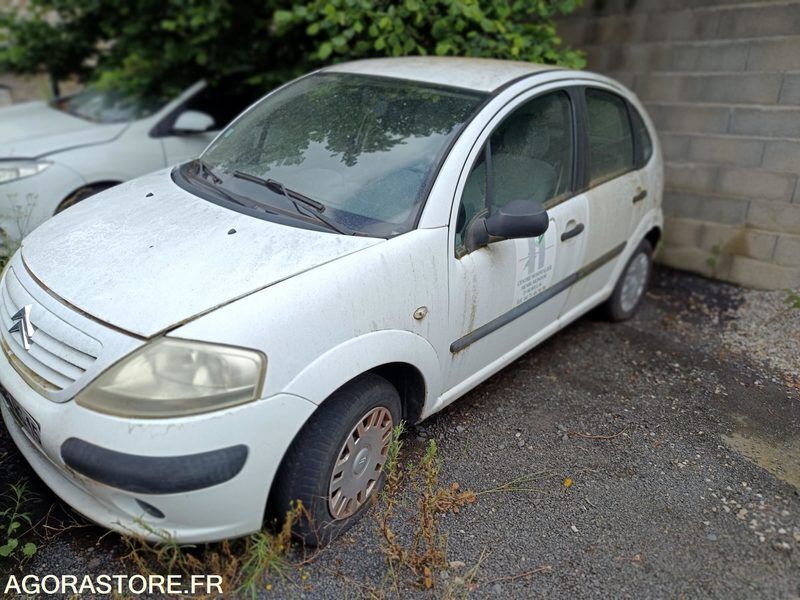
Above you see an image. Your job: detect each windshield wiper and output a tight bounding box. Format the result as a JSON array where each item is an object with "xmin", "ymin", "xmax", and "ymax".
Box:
[
  {"xmin": 197, "ymin": 159, "xmax": 223, "ymax": 184},
  {"xmin": 233, "ymin": 170, "xmax": 324, "ymax": 211},
  {"xmin": 232, "ymin": 170, "xmax": 354, "ymax": 235},
  {"xmin": 188, "ymin": 161, "xmax": 252, "ymax": 209}
]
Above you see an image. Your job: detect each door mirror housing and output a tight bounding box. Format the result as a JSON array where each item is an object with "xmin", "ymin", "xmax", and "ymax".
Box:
[
  {"xmin": 172, "ymin": 110, "xmax": 215, "ymax": 135},
  {"xmin": 486, "ymin": 199, "xmax": 549, "ymax": 239},
  {"xmin": 464, "ymin": 200, "xmax": 549, "ymax": 253}
]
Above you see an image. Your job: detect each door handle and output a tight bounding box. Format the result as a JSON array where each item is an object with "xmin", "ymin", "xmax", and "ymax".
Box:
[
  {"xmin": 561, "ymin": 223, "xmax": 585, "ymax": 241},
  {"xmin": 632, "ymin": 189, "xmax": 648, "ymax": 203}
]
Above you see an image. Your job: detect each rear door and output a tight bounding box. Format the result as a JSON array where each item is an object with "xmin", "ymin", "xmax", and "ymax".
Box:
[{"xmin": 561, "ymin": 87, "xmax": 641, "ymax": 314}]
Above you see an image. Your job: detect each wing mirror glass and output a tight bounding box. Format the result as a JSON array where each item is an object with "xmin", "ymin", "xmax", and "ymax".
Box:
[
  {"xmin": 465, "ymin": 199, "xmax": 549, "ymax": 252},
  {"xmin": 172, "ymin": 110, "xmax": 215, "ymax": 135}
]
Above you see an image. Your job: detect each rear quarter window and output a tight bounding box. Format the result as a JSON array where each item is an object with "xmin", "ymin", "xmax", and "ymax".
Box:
[{"xmin": 628, "ymin": 103, "xmax": 653, "ymax": 167}]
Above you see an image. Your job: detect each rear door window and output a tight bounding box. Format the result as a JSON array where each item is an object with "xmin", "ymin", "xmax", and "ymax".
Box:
[{"xmin": 585, "ymin": 89, "xmax": 635, "ymax": 185}]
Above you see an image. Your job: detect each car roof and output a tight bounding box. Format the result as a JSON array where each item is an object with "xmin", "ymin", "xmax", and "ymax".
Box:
[{"xmin": 323, "ymin": 57, "xmax": 561, "ymax": 93}]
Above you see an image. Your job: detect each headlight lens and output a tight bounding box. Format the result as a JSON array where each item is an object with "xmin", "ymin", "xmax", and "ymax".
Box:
[
  {"xmin": 76, "ymin": 338, "xmax": 266, "ymax": 418},
  {"xmin": 0, "ymin": 159, "xmax": 52, "ymax": 184}
]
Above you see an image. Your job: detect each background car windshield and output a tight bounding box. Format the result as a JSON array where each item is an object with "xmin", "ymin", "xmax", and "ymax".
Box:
[
  {"xmin": 55, "ymin": 88, "xmax": 164, "ymax": 123},
  {"xmin": 201, "ymin": 73, "xmax": 486, "ymax": 236}
]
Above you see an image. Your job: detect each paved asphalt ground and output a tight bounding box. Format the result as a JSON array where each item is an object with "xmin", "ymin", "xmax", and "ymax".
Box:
[{"xmin": 0, "ymin": 266, "xmax": 798, "ymax": 598}]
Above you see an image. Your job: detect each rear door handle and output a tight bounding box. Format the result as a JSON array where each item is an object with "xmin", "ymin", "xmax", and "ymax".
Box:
[
  {"xmin": 561, "ymin": 223, "xmax": 585, "ymax": 241},
  {"xmin": 632, "ymin": 189, "xmax": 648, "ymax": 203}
]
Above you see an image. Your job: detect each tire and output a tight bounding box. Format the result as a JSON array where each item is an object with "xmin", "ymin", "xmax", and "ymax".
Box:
[
  {"xmin": 268, "ymin": 373, "xmax": 401, "ymax": 546},
  {"xmin": 602, "ymin": 238, "xmax": 653, "ymax": 322},
  {"xmin": 56, "ymin": 183, "xmax": 116, "ymax": 214}
]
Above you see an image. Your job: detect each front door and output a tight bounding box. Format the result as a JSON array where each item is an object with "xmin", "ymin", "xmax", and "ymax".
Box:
[{"xmin": 445, "ymin": 88, "xmax": 588, "ymax": 394}]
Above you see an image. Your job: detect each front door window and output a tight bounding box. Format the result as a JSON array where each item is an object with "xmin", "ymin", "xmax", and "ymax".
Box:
[{"xmin": 455, "ymin": 91, "xmax": 574, "ymax": 253}]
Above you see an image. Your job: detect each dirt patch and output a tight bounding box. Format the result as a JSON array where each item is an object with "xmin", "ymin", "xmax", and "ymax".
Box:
[{"xmin": 723, "ymin": 414, "xmax": 800, "ymax": 490}]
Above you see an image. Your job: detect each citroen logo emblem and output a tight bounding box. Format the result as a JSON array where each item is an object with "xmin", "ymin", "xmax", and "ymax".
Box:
[{"xmin": 9, "ymin": 305, "xmax": 35, "ymax": 351}]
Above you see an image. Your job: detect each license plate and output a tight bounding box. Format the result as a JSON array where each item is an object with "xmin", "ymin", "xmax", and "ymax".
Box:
[{"xmin": 1, "ymin": 389, "xmax": 41, "ymax": 447}]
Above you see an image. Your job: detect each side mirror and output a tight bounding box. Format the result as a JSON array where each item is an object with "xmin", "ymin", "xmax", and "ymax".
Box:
[
  {"xmin": 172, "ymin": 110, "xmax": 215, "ymax": 135},
  {"xmin": 465, "ymin": 199, "xmax": 549, "ymax": 252}
]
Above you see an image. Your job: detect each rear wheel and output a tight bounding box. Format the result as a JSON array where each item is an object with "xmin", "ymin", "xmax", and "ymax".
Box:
[
  {"xmin": 602, "ymin": 238, "xmax": 652, "ymax": 322},
  {"xmin": 269, "ymin": 373, "xmax": 400, "ymax": 546}
]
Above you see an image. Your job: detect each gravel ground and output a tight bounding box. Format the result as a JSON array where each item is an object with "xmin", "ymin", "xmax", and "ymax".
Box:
[
  {"xmin": 723, "ymin": 287, "xmax": 800, "ymax": 383},
  {"xmin": 0, "ymin": 266, "xmax": 798, "ymax": 599}
]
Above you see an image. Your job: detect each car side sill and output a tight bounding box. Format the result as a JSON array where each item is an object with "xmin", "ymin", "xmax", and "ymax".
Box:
[{"xmin": 429, "ymin": 282, "xmax": 617, "ymax": 420}]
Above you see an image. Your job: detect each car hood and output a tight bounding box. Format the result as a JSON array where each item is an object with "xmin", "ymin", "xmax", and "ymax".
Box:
[
  {"xmin": 21, "ymin": 171, "xmax": 382, "ymax": 338},
  {"xmin": 0, "ymin": 101, "xmax": 127, "ymax": 157}
]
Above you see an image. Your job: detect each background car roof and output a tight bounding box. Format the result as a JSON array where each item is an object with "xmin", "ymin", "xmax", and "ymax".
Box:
[{"xmin": 324, "ymin": 57, "xmax": 559, "ymax": 93}]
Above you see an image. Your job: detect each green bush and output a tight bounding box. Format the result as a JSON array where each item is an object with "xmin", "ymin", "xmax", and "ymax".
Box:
[
  {"xmin": 276, "ymin": 0, "xmax": 584, "ymax": 66},
  {"xmin": 0, "ymin": 0, "xmax": 583, "ymax": 98}
]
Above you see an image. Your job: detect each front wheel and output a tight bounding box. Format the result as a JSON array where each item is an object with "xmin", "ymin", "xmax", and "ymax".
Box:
[
  {"xmin": 268, "ymin": 373, "xmax": 401, "ymax": 546},
  {"xmin": 602, "ymin": 238, "xmax": 652, "ymax": 322}
]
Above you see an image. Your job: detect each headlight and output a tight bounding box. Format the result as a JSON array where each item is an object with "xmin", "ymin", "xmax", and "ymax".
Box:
[
  {"xmin": 0, "ymin": 159, "xmax": 52, "ymax": 184},
  {"xmin": 76, "ymin": 338, "xmax": 266, "ymax": 418}
]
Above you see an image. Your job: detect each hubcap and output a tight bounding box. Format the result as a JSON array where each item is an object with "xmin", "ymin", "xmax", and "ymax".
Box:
[
  {"xmin": 620, "ymin": 252, "xmax": 649, "ymax": 313},
  {"xmin": 328, "ymin": 406, "xmax": 393, "ymax": 520}
]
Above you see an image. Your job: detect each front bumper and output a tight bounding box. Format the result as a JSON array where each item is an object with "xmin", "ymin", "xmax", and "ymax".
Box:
[{"xmin": 0, "ymin": 349, "xmax": 316, "ymax": 543}]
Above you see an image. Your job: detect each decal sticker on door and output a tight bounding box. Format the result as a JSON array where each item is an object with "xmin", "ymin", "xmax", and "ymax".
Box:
[{"xmin": 514, "ymin": 220, "xmax": 557, "ymax": 305}]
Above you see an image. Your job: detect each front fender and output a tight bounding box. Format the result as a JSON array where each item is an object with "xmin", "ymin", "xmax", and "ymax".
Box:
[{"xmin": 282, "ymin": 329, "xmax": 441, "ymax": 412}]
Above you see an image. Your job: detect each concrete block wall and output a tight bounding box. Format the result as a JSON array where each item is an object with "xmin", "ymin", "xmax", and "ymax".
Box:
[
  {"xmin": 558, "ymin": 0, "xmax": 800, "ymax": 289},
  {"xmin": 0, "ymin": 74, "xmax": 52, "ymax": 106}
]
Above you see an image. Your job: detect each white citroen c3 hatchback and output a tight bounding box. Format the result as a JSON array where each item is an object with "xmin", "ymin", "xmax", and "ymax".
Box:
[{"xmin": 0, "ymin": 57, "xmax": 663, "ymax": 545}]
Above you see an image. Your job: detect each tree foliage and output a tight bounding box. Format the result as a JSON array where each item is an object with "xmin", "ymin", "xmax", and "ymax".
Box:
[
  {"xmin": 0, "ymin": 0, "xmax": 583, "ymax": 98},
  {"xmin": 0, "ymin": 0, "xmax": 297, "ymax": 97}
]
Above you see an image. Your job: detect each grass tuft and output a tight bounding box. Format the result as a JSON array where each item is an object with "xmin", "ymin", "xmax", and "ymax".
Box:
[
  {"xmin": 783, "ymin": 288, "xmax": 800, "ymax": 310},
  {"xmin": 376, "ymin": 426, "xmax": 477, "ymax": 590},
  {"xmin": 0, "ymin": 480, "xmax": 39, "ymax": 562},
  {"xmin": 124, "ymin": 501, "xmax": 306, "ymax": 598}
]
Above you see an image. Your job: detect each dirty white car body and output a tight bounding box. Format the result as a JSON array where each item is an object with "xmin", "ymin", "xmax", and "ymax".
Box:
[
  {"xmin": 0, "ymin": 82, "xmax": 251, "ymax": 241},
  {"xmin": 0, "ymin": 58, "xmax": 663, "ymax": 543}
]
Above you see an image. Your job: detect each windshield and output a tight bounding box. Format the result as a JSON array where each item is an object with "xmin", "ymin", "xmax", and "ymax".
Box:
[
  {"xmin": 54, "ymin": 88, "xmax": 165, "ymax": 123},
  {"xmin": 192, "ymin": 73, "xmax": 487, "ymax": 236}
]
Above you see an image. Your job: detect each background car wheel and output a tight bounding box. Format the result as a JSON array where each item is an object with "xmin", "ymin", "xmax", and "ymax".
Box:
[
  {"xmin": 602, "ymin": 238, "xmax": 653, "ymax": 322},
  {"xmin": 56, "ymin": 183, "xmax": 117, "ymax": 214},
  {"xmin": 269, "ymin": 373, "xmax": 401, "ymax": 546}
]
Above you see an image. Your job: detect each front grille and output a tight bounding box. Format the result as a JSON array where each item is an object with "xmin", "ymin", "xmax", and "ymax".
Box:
[{"xmin": 0, "ymin": 267, "xmax": 101, "ymax": 392}]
